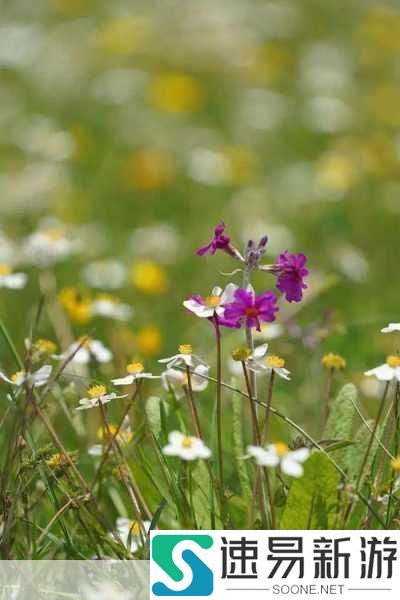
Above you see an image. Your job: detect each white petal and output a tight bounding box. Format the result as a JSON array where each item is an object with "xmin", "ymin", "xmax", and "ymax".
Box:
[
  {"xmin": 252, "ymin": 344, "xmax": 269, "ymax": 359},
  {"xmin": 90, "ymin": 340, "xmax": 112, "ymax": 363},
  {"xmin": 158, "ymin": 354, "xmax": 177, "ymax": 364},
  {"xmin": 365, "ymin": 364, "xmax": 395, "ymax": 381},
  {"xmin": 247, "ymin": 445, "xmax": 279, "ymax": 467},
  {"xmin": 382, "ymin": 323, "xmax": 400, "ymax": 333},
  {"xmin": 289, "ymin": 448, "xmax": 310, "ymax": 463},
  {"xmin": 276, "ymin": 367, "xmax": 291, "ymax": 380},
  {"xmin": 112, "ymin": 375, "xmax": 135, "ymax": 386},
  {"xmin": 69, "ymin": 347, "xmax": 90, "ymax": 364},
  {"xmin": 183, "ymin": 299, "xmax": 211, "ymax": 317},
  {"xmin": 211, "ymin": 286, "xmax": 222, "ymax": 297},
  {"xmin": 168, "ymin": 431, "xmax": 184, "ymax": 445},
  {"xmin": 281, "ymin": 457, "xmax": 304, "ymax": 478},
  {"xmin": 4, "ymin": 273, "xmax": 27, "ymax": 289},
  {"xmin": 220, "ymin": 283, "xmax": 239, "ymax": 304},
  {"xmin": 31, "ymin": 365, "xmax": 52, "ymax": 386},
  {"xmin": 0, "ymin": 371, "xmax": 15, "ymax": 384}
]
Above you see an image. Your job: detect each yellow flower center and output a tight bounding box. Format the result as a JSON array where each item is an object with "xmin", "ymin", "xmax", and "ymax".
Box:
[
  {"xmin": 97, "ymin": 424, "xmax": 118, "ymax": 441},
  {"xmin": 35, "ymin": 339, "xmax": 57, "ymax": 355},
  {"xmin": 130, "ymin": 520, "xmax": 141, "ymax": 536},
  {"xmin": 321, "ymin": 353, "xmax": 346, "ymax": 370},
  {"xmin": 131, "ymin": 261, "xmax": 168, "ymax": 295},
  {"xmin": 46, "ymin": 453, "xmax": 63, "ymax": 469},
  {"xmin": 274, "ymin": 442, "xmax": 289, "ymax": 457},
  {"xmin": 87, "ymin": 384, "xmax": 107, "ymax": 399},
  {"xmin": 96, "ymin": 293, "xmax": 118, "ymax": 304},
  {"xmin": 179, "ymin": 344, "xmax": 192, "ymax": 355},
  {"xmin": 45, "ymin": 228, "xmax": 64, "ymax": 243},
  {"xmin": 266, "ymin": 355, "xmax": 286, "ymax": 369},
  {"xmin": 11, "ymin": 371, "xmax": 24, "ymax": 383},
  {"xmin": 387, "ymin": 355, "xmax": 400, "ymax": 368},
  {"xmin": 127, "ymin": 362, "xmax": 144, "ymax": 374},
  {"xmin": 0, "ymin": 263, "xmax": 11, "ymax": 276},
  {"xmin": 231, "ymin": 346, "xmax": 251, "ymax": 362},
  {"xmin": 204, "ymin": 295, "xmax": 221, "ymax": 309},
  {"xmin": 181, "ymin": 436, "xmax": 193, "ymax": 449},
  {"xmin": 59, "ymin": 288, "xmax": 92, "ymax": 324},
  {"xmin": 391, "ymin": 456, "xmax": 400, "ymax": 472}
]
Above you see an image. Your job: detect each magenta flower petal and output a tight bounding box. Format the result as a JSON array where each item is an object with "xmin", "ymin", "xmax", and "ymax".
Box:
[
  {"xmin": 275, "ymin": 251, "xmax": 309, "ymax": 303},
  {"xmin": 196, "ymin": 222, "xmax": 232, "ymax": 257},
  {"xmin": 223, "ymin": 287, "xmax": 278, "ymax": 331}
]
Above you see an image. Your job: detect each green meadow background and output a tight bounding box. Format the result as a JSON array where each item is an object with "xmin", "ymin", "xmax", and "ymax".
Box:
[{"xmin": 1, "ymin": 0, "xmax": 400, "ymax": 439}]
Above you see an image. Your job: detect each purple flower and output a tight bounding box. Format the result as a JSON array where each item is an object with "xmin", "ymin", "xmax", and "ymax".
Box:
[
  {"xmin": 223, "ymin": 287, "xmax": 278, "ymax": 332},
  {"xmin": 196, "ymin": 223, "xmax": 233, "ymax": 257},
  {"xmin": 275, "ymin": 252, "xmax": 309, "ymax": 303}
]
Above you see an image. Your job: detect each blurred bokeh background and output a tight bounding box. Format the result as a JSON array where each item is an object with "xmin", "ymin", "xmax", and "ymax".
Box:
[{"xmin": 1, "ymin": 0, "xmax": 400, "ymax": 434}]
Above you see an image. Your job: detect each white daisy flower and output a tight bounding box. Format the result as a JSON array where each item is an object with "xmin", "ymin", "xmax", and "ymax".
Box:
[
  {"xmin": 161, "ymin": 365, "xmax": 209, "ymax": 400},
  {"xmin": 76, "ymin": 384, "xmax": 127, "ymax": 411},
  {"xmin": 0, "ymin": 365, "xmax": 52, "ymax": 388},
  {"xmin": 183, "ymin": 283, "xmax": 238, "ymax": 319},
  {"xmin": 115, "ymin": 517, "xmax": 151, "ymax": 553},
  {"xmin": 112, "ymin": 362, "xmax": 160, "ymax": 386},
  {"xmin": 158, "ymin": 344, "xmax": 208, "ymax": 369},
  {"xmin": 382, "ymin": 323, "xmax": 400, "ymax": 334},
  {"xmin": 246, "ymin": 344, "xmax": 291, "ymax": 380},
  {"xmin": 22, "ymin": 222, "xmax": 80, "ymax": 267},
  {"xmin": 92, "ymin": 294, "xmax": 133, "ymax": 321},
  {"xmin": 247, "ymin": 443, "xmax": 310, "ymax": 478},
  {"xmin": 0, "ymin": 263, "xmax": 27, "ymax": 289},
  {"xmin": 57, "ymin": 337, "xmax": 112, "ymax": 365},
  {"xmin": 83, "ymin": 259, "xmax": 127, "ymax": 290},
  {"xmin": 365, "ymin": 355, "xmax": 400, "ymax": 382},
  {"xmin": 163, "ymin": 431, "xmax": 211, "ymax": 461}
]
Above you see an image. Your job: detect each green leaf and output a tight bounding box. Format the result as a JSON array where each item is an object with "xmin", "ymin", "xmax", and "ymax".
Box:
[
  {"xmin": 324, "ymin": 384, "xmax": 356, "ymax": 465},
  {"xmin": 231, "ymin": 384, "xmax": 251, "ymax": 497},
  {"xmin": 146, "ymin": 396, "xmax": 166, "ymax": 438},
  {"xmin": 281, "ymin": 452, "xmax": 339, "ymax": 529}
]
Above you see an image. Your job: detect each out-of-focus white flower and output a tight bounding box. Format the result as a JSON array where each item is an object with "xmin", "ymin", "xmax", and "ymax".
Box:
[
  {"xmin": 0, "ymin": 231, "xmax": 16, "ymax": 263},
  {"xmin": 129, "ymin": 223, "xmax": 180, "ymax": 264},
  {"xmin": 187, "ymin": 147, "xmax": 232, "ymax": 186},
  {"xmin": 183, "ymin": 284, "xmax": 238, "ymax": 319},
  {"xmin": 247, "ymin": 344, "xmax": 291, "ymax": 380},
  {"xmin": 112, "ymin": 362, "xmax": 159, "ymax": 386},
  {"xmin": 247, "ymin": 443, "xmax": 310, "ymax": 477},
  {"xmin": 115, "ymin": 517, "xmax": 151, "ymax": 553},
  {"xmin": 88, "ymin": 444, "xmax": 103, "ymax": 457},
  {"xmin": 0, "ymin": 264, "xmax": 27, "ymax": 289},
  {"xmin": 76, "ymin": 384, "xmax": 127, "ymax": 411},
  {"xmin": 22, "ymin": 220, "xmax": 80, "ymax": 267},
  {"xmin": 57, "ymin": 338, "xmax": 112, "ymax": 365},
  {"xmin": 359, "ymin": 376, "xmax": 384, "ymax": 399},
  {"xmin": 365, "ymin": 356, "xmax": 400, "ymax": 382},
  {"xmin": 163, "ymin": 431, "xmax": 211, "ymax": 461},
  {"xmin": 382, "ymin": 323, "xmax": 400, "ymax": 334},
  {"xmin": 258, "ymin": 322, "xmax": 284, "ymax": 341},
  {"xmin": 12, "ymin": 117, "xmax": 74, "ymax": 162},
  {"xmin": 92, "ymin": 294, "xmax": 133, "ymax": 321},
  {"xmin": 162, "ymin": 365, "xmax": 209, "ymax": 400},
  {"xmin": 159, "ymin": 344, "xmax": 208, "ymax": 369},
  {"xmin": 332, "ymin": 244, "xmax": 369, "ymax": 282},
  {"xmin": 83, "ymin": 259, "xmax": 127, "ymax": 289},
  {"xmin": 0, "ymin": 365, "xmax": 52, "ymax": 388}
]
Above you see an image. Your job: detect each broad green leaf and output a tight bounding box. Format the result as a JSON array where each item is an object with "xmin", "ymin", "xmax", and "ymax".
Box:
[
  {"xmin": 145, "ymin": 396, "xmax": 164, "ymax": 438},
  {"xmin": 281, "ymin": 452, "xmax": 339, "ymax": 529},
  {"xmin": 324, "ymin": 384, "xmax": 356, "ymax": 465},
  {"xmin": 231, "ymin": 384, "xmax": 251, "ymax": 497}
]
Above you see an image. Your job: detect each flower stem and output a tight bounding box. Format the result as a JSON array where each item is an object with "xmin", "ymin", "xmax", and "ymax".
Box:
[
  {"xmin": 321, "ymin": 367, "xmax": 334, "ymax": 434},
  {"xmin": 386, "ymin": 382, "xmax": 400, "ymax": 527},
  {"xmin": 262, "ymin": 370, "xmax": 275, "ymax": 445},
  {"xmin": 185, "ymin": 366, "xmax": 203, "ymax": 439},
  {"xmin": 215, "ymin": 318, "xmax": 225, "ymax": 517},
  {"xmin": 355, "ymin": 381, "xmax": 390, "ymax": 492}
]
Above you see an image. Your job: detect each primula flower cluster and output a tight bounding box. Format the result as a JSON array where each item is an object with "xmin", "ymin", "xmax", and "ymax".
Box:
[{"xmin": 188, "ymin": 222, "xmax": 309, "ymax": 332}]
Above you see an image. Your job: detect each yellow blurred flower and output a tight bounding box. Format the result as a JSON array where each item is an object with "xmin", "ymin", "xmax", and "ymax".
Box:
[
  {"xmin": 321, "ymin": 353, "xmax": 346, "ymax": 371},
  {"xmin": 96, "ymin": 16, "xmax": 150, "ymax": 56},
  {"xmin": 121, "ymin": 149, "xmax": 176, "ymax": 191},
  {"xmin": 50, "ymin": 0, "xmax": 88, "ymax": 15},
  {"xmin": 136, "ymin": 325, "xmax": 162, "ymax": 356},
  {"xmin": 131, "ymin": 261, "xmax": 168, "ymax": 295},
  {"xmin": 59, "ymin": 287, "xmax": 92, "ymax": 324},
  {"xmin": 316, "ymin": 152, "xmax": 359, "ymax": 193},
  {"xmin": 149, "ymin": 72, "xmax": 204, "ymax": 113},
  {"xmin": 358, "ymin": 7, "xmax": 400, "ymax": 55},
  {"xmin": 224, "ymin": 145, "xmax": 256, "ymax": 185}
]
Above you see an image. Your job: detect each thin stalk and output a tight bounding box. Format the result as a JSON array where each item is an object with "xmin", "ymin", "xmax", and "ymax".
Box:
[
  {"xmin": 241, "ymin": 362, "xmax": 261, "ymax": 444},
  {"xmin": 321, "ymin": 367, "xmax": 334, "ymax": 434},
  {"xmin": 355, "ymin": 381, "xmax": 390, "ymax": 491},
  {"xmin": 262, "ymin": 370, "xmax": 276, "ymax": 445},
  {"xmin": 215, "ymin": 318, "xmax": 225, "ymax": 514},
  {"xmin": 184, "ymin": 366, "xmax": 203, "ymax": 439},
  {"xmin": 386, "ymin": 383, "xmax": 400, "ymax": 527}
]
